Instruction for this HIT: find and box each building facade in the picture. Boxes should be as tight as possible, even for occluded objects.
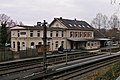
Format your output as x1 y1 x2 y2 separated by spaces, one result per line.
11 18 107 51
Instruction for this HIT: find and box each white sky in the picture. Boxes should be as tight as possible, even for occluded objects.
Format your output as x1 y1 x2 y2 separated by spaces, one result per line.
0 0 120 25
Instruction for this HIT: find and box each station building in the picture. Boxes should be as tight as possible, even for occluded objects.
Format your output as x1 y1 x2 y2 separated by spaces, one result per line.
11 17 108 51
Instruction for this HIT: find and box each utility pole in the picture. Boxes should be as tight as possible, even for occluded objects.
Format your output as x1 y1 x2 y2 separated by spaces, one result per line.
42 20 47 73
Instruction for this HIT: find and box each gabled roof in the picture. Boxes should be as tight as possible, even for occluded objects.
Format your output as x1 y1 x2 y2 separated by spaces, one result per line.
50 18 94 31
11 25 43 30
11 26 26 30
11 25 66 31
49 17 106 38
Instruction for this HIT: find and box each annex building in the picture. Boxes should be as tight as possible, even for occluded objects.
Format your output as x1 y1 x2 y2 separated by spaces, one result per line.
11 17 108 51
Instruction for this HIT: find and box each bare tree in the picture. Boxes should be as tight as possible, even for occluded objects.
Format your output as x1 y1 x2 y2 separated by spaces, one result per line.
91 13 109 31
91 13 103 30
0 14 16 28
109 14 119 29
103 15 109 29
111 0 116 4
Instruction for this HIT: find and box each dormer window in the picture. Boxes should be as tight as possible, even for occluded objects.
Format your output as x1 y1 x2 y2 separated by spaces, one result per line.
79 25 81 27
69 24 72 27
82 25 85 27
87 26 90 28
74 24 77 27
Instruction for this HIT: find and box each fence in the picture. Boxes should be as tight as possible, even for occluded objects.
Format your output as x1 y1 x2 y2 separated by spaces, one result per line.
0 47 39 62
19 48 38 58
0 47 14 61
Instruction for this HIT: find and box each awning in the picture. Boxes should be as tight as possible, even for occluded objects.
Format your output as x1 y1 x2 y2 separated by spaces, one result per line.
67 38 111 42
67 38 94 41
95 38 111 41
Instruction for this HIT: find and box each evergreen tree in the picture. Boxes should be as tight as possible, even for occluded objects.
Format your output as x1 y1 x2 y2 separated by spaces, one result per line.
0 21 7 47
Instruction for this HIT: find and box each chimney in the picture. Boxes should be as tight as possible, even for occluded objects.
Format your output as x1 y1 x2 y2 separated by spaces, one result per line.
37 22 41 26
74 18 77 21
60 17 62 19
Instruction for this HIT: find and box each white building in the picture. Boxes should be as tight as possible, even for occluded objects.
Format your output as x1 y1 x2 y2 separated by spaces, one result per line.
11 18 107 51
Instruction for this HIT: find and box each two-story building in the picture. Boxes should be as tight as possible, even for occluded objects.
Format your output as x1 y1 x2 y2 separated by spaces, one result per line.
11 17 108 51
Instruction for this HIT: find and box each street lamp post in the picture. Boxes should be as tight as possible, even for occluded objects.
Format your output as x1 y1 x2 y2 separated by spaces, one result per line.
42 20 47 73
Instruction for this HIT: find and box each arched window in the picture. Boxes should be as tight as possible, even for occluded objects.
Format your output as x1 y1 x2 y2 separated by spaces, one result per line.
87 42 90 46
48 42 50 46
37 31 40 37
61 41 64 47
13 42 15 48
70 32 73 37
62 31 64 37
30 30 33 37
31 42 34 46
50 31 53 37
22 42 25 47
38 42 41 45
56 31 58 37
55 41 58 48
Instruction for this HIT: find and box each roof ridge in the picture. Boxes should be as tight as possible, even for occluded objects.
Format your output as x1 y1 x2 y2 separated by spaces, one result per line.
56 17 85 22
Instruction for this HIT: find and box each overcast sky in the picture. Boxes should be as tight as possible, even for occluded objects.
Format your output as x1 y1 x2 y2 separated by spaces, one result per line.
0 0 120 25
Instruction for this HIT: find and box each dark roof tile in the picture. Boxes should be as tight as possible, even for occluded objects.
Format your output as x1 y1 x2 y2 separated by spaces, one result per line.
54 18 105 38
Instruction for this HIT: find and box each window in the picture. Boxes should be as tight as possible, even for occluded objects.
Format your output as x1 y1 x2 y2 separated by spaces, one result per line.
75 32 77 37
74 24 77 27
78 25 81 27
87 42 90 46
62 31 64 37
84 32 86 37
88 32 92 37
78 32 82 37
91 43 93 46
31 42 34 46
55 41 58 48
37 31 40 37
56 31 58 37
78 32 80 37
48 42 50 46
50 31 53 37
20 32 26 35
38 42 41 45
95 42 97 46
22 42 25 47
13 42 15 48
61 41 64 47
80 32 82 37
81 32 84 37
30 30 33 37
70 32 73 37
69 24 72 27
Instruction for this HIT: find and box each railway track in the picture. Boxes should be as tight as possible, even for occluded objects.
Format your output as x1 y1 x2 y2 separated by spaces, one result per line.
25 53 120 80
0 52 104 78
49 55 120 80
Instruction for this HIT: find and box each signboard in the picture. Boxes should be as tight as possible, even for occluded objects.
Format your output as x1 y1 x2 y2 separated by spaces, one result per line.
36 45 50 55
